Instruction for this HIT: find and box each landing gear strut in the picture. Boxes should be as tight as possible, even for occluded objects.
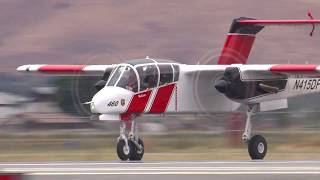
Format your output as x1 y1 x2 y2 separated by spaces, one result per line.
117 119 144 161
242 105 267 160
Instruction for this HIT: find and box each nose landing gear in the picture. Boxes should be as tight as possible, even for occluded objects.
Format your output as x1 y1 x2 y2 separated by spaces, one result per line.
117 119 144 161
242 105 268 160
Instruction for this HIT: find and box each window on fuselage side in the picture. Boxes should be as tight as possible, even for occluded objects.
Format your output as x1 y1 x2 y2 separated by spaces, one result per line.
158 64 173 86
173 64 180 82
136 64 159 91
116 66 138 92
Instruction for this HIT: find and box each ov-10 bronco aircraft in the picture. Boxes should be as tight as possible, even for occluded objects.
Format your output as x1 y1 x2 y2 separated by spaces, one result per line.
17 16 320 161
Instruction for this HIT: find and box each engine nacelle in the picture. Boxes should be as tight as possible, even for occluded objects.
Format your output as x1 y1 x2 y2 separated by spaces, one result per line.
214 67 287 103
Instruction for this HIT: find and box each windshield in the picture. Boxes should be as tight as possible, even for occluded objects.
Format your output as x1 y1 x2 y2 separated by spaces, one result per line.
107 65 138 92
107 66 125 86
116 66 138 92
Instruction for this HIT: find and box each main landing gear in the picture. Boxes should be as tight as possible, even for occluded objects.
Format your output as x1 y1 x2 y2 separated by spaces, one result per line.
242 105 267 160
117 119 144 161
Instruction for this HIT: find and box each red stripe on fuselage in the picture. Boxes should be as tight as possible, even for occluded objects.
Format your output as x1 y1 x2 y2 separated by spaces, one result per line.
126 90 152 113
39 65 86 73
270 64 318 72
149 83 175 113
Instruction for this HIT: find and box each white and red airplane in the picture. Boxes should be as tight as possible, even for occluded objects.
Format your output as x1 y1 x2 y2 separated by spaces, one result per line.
17 17 320 161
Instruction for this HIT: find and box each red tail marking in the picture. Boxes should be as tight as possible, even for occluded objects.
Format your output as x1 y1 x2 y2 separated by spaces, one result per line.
218 34 255 65
39 65 86 73
149 84 175 113
270 64 318 72
126 90 152 113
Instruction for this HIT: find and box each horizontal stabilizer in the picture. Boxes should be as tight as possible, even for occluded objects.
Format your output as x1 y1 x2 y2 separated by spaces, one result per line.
239 19 320 25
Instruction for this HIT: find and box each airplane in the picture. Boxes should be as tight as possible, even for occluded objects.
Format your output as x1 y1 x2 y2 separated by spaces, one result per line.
17 16 320 161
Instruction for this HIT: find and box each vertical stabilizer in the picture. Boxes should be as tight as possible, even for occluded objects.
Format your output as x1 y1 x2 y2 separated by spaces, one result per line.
218 17 264 65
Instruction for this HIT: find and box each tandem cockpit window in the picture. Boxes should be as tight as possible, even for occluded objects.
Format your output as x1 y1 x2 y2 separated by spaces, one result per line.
107 66 138 92
158 64 173 86
107 63 180 92
136 64 158 91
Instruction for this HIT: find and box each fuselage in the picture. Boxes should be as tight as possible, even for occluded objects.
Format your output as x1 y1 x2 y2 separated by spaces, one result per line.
90 59 239 120
91 59 320 121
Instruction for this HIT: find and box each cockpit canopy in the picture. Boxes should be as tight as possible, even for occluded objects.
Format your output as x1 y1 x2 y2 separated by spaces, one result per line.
106 59 180 92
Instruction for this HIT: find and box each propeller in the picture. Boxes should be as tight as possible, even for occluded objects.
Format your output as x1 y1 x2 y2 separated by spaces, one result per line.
82 101 92 105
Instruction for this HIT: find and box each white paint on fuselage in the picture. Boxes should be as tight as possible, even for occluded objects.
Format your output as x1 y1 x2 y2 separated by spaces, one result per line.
91 86 133 114
165 64 240 114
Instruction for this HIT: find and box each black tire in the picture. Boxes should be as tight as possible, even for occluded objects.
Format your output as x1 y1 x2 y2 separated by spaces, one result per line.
129 138 144 161
248 135 267 160
117 140 130 161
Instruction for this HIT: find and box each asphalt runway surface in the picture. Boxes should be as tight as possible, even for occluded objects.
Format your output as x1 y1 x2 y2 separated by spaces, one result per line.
1 161 320 180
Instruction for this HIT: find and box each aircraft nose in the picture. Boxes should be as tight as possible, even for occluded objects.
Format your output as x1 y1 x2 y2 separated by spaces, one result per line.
90 87 134 114
91 90 107 113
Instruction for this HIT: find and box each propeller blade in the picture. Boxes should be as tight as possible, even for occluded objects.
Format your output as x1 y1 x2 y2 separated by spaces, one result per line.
82 101 92 105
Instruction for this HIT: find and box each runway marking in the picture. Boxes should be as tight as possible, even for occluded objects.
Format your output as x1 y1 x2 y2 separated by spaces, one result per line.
28 171 320 175
3 167 320 171
2 166 320 176
0 161 320 176
1 161 320 166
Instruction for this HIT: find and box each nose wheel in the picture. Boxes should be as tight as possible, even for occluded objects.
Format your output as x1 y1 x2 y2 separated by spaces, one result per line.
129 138 144 161
117 120 144 161
116 139 130 161
242 105 267 160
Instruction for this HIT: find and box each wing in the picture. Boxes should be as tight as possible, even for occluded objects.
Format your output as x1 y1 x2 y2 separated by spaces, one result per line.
17 64 117 76
183 65 228 75
239 64 320 80
184 64 320 81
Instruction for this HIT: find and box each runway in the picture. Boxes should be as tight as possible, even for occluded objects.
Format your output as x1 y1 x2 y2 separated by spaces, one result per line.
1 161 320 180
